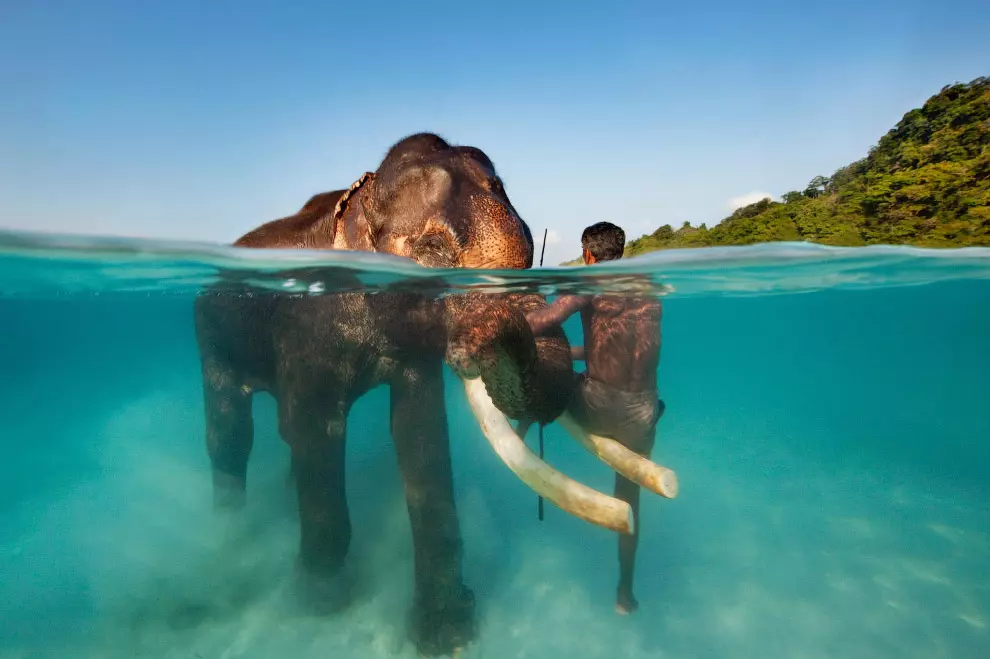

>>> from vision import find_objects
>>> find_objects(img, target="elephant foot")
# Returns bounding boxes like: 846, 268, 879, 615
615, 588, 639, 616
292, 562, 352, 616
410, 585, 475, 658
212, 471, 246, 512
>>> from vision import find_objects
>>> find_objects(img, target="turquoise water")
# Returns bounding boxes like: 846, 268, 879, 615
2, 229, 990, 658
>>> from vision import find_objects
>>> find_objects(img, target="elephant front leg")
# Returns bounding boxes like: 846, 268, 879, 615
391, 360, 475, 657
280, 397, 352, 614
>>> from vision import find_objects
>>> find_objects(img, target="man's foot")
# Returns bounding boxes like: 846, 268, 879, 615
616, 589, 639, 616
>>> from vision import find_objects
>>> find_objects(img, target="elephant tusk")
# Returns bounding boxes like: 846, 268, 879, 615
556, 411, 679, 499
461, 376, 634, 535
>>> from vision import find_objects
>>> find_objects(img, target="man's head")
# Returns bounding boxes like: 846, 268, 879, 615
581, 222, 625, 264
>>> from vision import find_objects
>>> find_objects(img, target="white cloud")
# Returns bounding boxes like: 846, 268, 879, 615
727, 191, 773, 211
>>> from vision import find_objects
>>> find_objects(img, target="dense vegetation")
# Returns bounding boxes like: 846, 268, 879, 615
563, 77, 989, 263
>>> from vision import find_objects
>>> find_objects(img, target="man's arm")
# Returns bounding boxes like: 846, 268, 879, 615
525, 294, 590, 336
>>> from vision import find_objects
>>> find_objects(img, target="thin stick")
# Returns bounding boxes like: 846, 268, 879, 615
538, 228, 547, 520
538, 424, 545, 520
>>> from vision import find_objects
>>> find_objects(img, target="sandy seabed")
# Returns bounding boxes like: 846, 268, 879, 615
2, 383, 989, 659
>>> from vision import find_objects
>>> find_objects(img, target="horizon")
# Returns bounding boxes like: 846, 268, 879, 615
2, 1, 989, 266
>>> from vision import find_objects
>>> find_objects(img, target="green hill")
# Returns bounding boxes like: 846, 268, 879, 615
562, 76, 989, 264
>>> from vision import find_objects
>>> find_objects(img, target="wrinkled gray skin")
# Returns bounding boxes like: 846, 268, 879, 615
193, 133, 573, 656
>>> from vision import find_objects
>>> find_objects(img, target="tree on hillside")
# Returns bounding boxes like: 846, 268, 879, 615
803, 175, 830, 198
652, 225, 674, 240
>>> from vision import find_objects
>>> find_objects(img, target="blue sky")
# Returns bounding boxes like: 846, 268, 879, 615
1, 0, 988, 265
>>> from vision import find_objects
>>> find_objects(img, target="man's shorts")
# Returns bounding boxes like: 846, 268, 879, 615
567, 372, 665, 455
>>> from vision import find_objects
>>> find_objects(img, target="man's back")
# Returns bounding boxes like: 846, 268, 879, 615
580, 294, 662, 394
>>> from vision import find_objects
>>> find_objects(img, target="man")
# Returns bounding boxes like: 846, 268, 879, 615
525, 221, 664, 615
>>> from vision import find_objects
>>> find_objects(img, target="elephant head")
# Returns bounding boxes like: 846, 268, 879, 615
350, 133, 663, 534
356, 135, 564, 411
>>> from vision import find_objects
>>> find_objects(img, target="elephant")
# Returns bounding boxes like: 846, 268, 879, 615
192, 133, 670, 656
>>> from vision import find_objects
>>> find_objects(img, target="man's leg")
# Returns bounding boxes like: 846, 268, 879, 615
614, 470, 643, 615
571, 378, 666, 614
614, 397, 663, 615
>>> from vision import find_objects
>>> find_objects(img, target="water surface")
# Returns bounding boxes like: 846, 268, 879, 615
2, 230, 989, 658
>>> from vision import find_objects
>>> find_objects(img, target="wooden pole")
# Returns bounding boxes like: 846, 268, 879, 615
538, 227, 548, 520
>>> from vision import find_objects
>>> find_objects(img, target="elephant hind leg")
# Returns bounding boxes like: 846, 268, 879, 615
279, 397, 352, 613
202, 359, 254, 511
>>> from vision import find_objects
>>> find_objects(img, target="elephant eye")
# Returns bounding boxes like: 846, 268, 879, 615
412, 230, 459, 268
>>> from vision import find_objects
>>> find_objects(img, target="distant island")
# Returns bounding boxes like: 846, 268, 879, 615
562, 76, 989, 264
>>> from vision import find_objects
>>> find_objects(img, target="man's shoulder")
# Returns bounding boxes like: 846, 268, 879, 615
589, 293, 662, 316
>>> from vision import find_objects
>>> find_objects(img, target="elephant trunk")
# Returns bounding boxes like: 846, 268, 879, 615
444, 291, 679, 535
444, 292, 571, 423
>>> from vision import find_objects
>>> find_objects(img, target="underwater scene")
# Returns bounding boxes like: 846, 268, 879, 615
2, 230, 990, 659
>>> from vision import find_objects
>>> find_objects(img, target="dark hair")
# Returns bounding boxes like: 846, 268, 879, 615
581, 222, 625, 261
